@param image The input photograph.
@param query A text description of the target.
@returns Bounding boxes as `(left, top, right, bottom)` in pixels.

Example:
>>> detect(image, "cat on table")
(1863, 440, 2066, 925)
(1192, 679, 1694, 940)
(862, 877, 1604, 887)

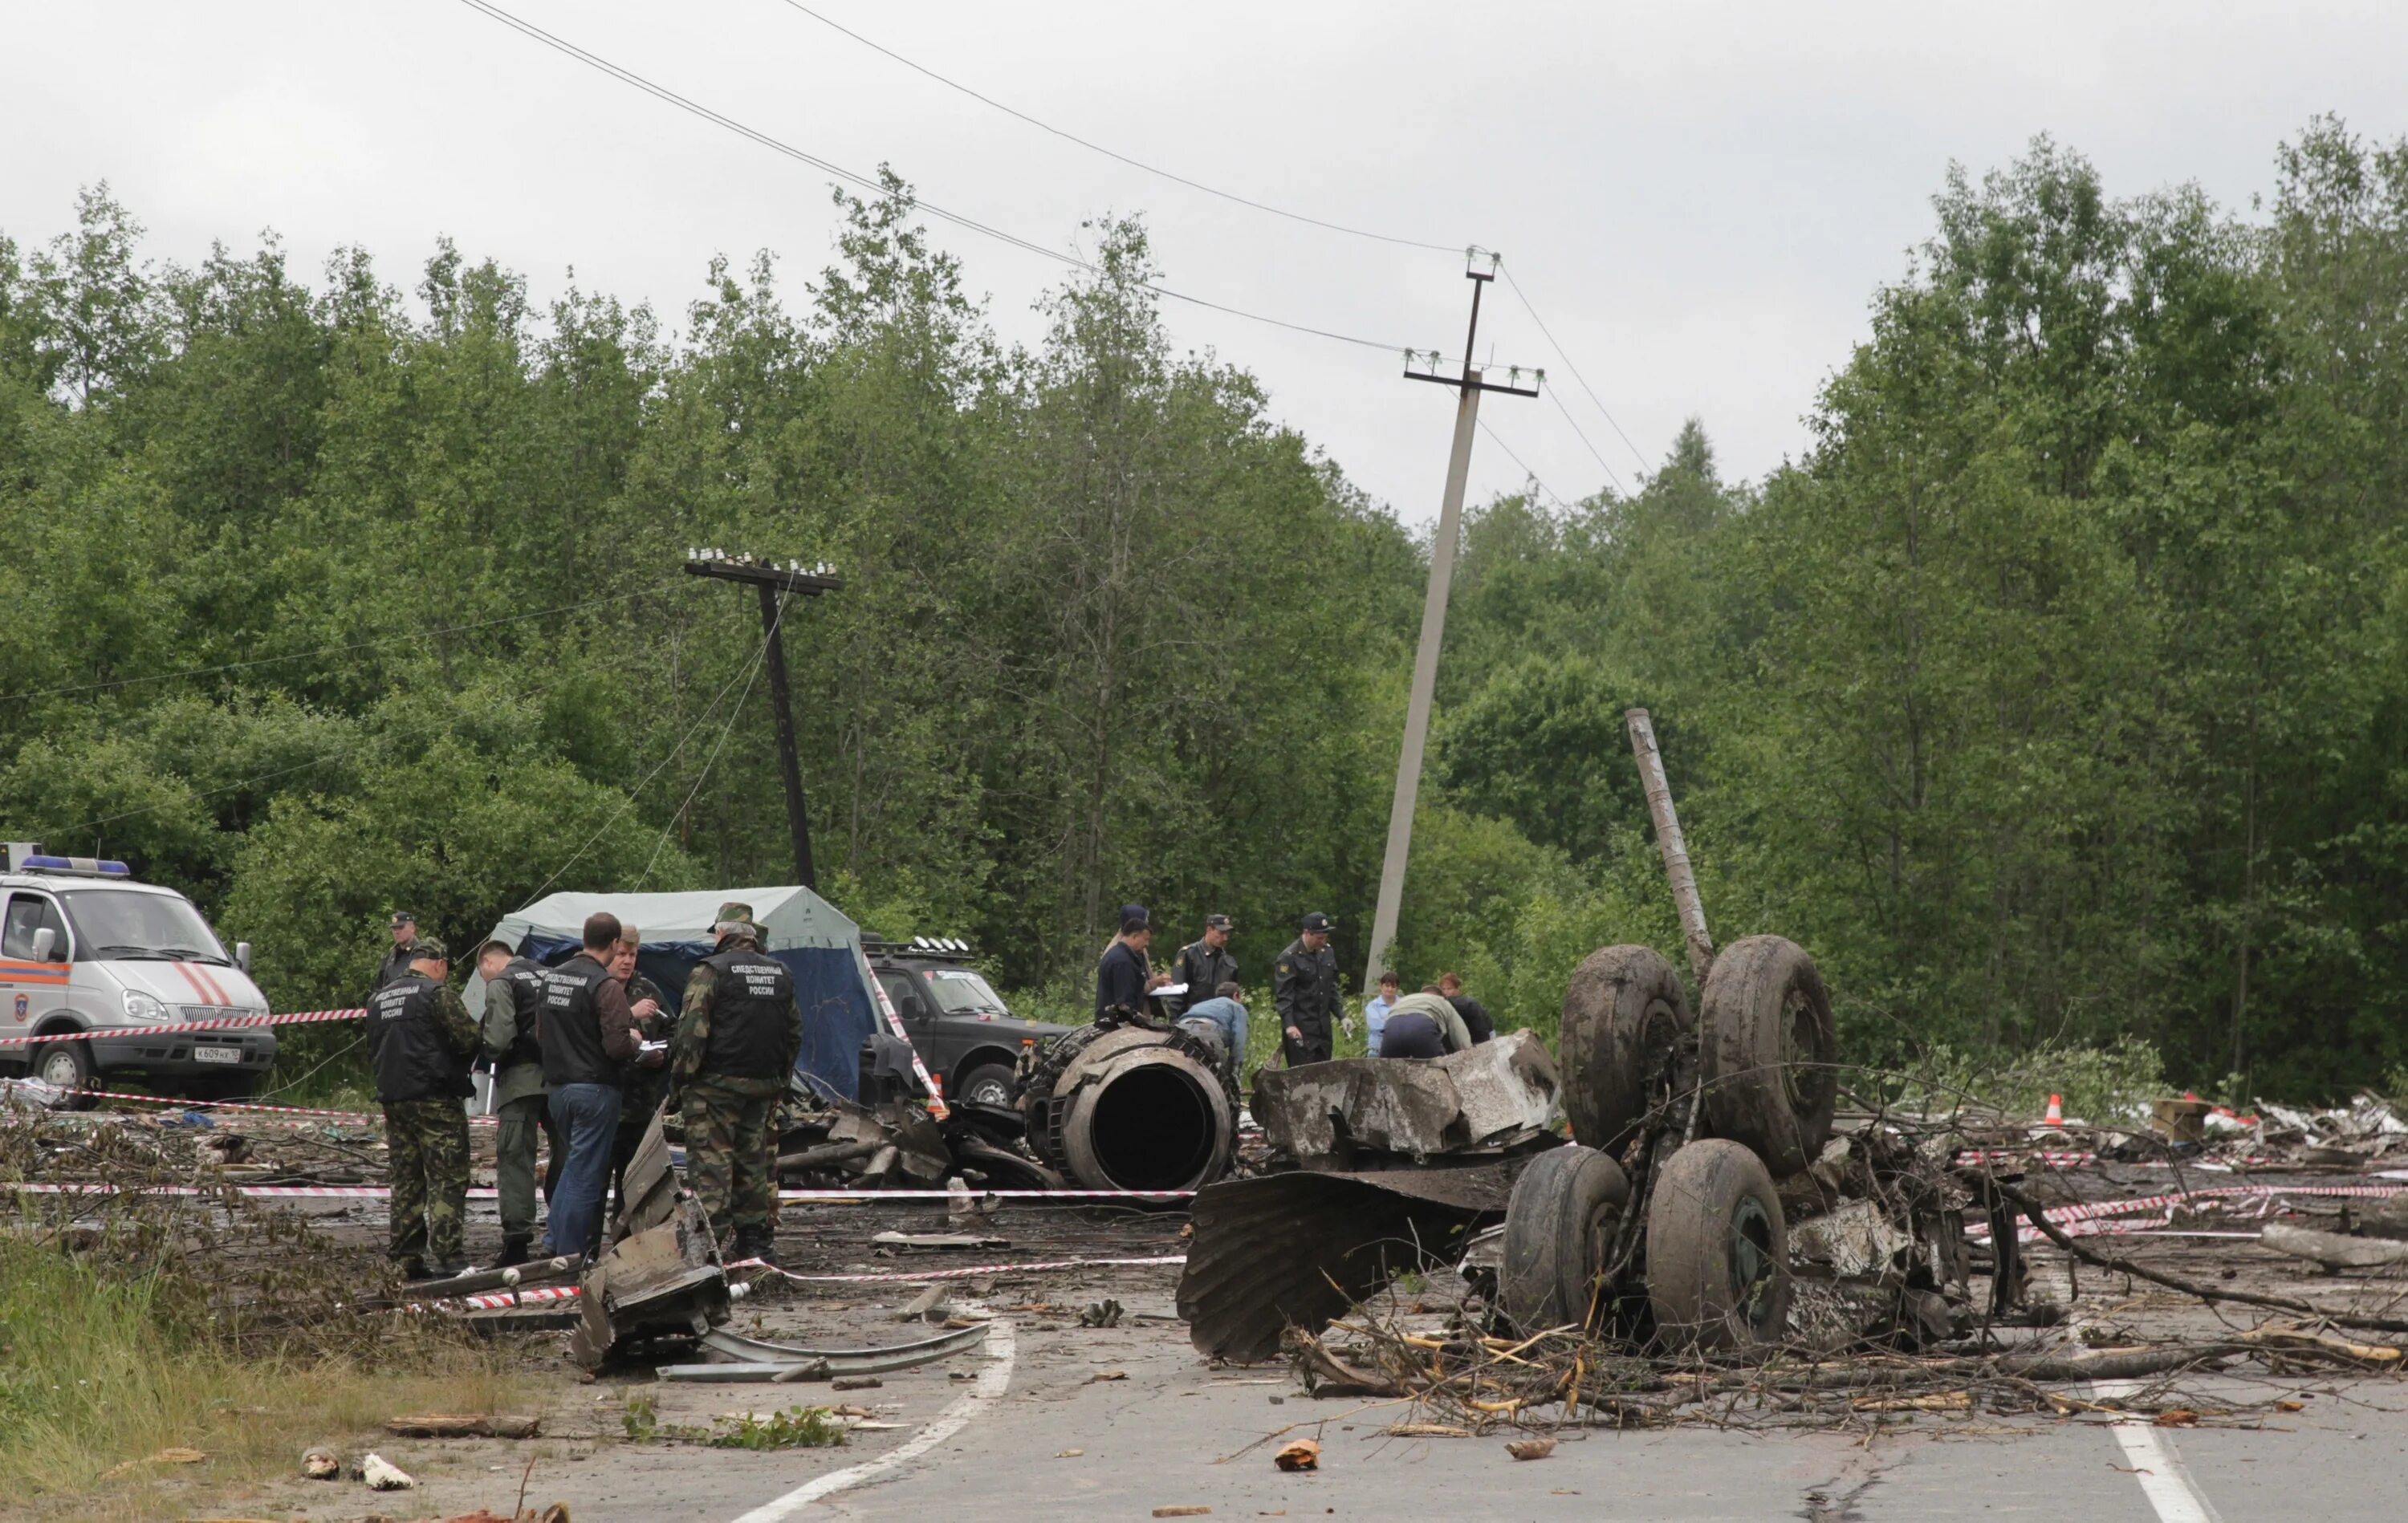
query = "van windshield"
(58, 888, 231, 964)
(923, 969, 1009, 1017)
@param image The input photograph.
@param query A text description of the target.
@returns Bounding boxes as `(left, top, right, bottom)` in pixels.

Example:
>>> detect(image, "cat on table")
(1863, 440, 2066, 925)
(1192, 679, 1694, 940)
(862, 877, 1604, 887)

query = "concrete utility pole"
(1361, 251, 1541, 994)
(681, 550, 843, 889)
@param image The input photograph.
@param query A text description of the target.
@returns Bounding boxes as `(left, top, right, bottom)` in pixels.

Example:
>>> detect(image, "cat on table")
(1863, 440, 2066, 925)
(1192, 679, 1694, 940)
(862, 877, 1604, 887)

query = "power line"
(636, 589, 786, 887)
(523, 613, 781, 901)
(1544, 381, 1628, 497)
(1474, 417, 1571, 511)
(1499, 263, 1652, 474)
(0, 581, 679, 704)
(455, 0, 1422, 357)
(765, 0, 1464, 256)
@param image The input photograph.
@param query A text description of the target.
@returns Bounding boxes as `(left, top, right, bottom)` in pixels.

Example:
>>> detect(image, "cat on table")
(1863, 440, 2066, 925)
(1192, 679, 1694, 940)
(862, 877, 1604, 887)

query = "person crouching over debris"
(605, 924, 673, 1246)
(539, 912, 640, 1264)
(1436, 971, 1496, 1045)
(672, 904, 803, 1267)
(1375, 987, 1473, 1060)
(1180, 981, 1250, 1064)
(365, 934, 479, 1278)
(478, 936, 561, 1269)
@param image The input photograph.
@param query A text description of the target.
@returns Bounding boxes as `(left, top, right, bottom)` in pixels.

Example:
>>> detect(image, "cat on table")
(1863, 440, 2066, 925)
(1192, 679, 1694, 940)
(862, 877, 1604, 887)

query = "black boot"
(496, 1234, 532, 1269)
(735, 1226, 782, 1269)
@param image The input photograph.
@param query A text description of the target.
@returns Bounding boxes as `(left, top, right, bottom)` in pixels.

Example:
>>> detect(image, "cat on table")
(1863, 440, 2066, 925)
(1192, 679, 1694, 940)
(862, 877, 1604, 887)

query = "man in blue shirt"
(1363, 970, 1401, 1056)
(1180, 981, 1250, 1065)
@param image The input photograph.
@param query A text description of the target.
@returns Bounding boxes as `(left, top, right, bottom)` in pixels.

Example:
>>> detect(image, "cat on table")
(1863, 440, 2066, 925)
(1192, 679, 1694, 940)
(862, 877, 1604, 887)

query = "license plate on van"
(193, 1046, 242, 1065)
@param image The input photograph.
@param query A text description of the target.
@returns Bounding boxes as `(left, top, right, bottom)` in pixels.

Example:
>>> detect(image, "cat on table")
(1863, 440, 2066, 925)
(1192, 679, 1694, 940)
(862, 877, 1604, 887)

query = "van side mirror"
(30, 927, 55, 962)
(235, 941, 253, 974)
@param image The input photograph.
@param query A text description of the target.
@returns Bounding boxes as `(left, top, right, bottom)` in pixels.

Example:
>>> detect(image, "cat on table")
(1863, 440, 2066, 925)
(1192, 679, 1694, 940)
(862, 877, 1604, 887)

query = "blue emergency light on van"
(18, 855, 131, 875)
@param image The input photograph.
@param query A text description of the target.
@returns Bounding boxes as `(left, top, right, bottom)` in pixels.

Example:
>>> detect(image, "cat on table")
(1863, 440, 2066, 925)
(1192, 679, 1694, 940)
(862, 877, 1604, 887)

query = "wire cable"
(635, 589, 786, 887)
(523, 606, 782, 900)
(1499, 264, 1652, 474)
(1544, 382, 1628, 497)
(0, 581, 678, 704)
(455, 0, 1421, 356)
(765, 0, 1464, 255)
(1474, 417, 1572, 511)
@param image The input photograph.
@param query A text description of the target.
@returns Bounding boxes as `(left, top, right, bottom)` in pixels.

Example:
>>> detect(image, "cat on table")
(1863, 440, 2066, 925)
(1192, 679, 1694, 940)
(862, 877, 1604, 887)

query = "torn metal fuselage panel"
(1251, 1030, 1561, 1163)
(1177, 1160, 1532, 1364)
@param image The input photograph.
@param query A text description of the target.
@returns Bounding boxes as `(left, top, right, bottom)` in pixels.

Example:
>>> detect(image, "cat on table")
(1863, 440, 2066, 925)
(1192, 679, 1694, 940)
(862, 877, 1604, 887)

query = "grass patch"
(621, 1392, 846, 1451)
(0, 1236, 524, 1520)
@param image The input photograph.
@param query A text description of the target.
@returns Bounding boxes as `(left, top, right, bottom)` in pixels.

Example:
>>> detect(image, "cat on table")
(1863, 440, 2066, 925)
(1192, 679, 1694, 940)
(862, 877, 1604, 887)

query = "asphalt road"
(698, 1282, 2408, 1523)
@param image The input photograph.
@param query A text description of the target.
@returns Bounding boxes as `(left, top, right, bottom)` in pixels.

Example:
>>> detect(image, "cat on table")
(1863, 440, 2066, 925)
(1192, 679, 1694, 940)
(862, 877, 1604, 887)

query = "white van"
(0, 843, 276, 1101)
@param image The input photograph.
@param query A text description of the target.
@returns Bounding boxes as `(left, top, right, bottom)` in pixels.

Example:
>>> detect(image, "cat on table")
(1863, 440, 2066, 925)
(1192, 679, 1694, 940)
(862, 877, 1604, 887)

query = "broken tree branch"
(1981, 1175, 2408, 1336)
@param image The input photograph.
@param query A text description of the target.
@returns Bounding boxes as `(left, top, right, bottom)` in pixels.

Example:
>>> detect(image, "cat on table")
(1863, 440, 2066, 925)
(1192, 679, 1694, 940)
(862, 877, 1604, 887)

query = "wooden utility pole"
(1360, 252, 1541, 994)
(681, 550, 842, 889)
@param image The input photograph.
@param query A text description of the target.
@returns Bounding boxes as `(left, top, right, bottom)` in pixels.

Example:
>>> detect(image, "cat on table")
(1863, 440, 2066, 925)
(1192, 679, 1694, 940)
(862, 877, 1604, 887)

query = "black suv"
(862, 936, 1072, 1108)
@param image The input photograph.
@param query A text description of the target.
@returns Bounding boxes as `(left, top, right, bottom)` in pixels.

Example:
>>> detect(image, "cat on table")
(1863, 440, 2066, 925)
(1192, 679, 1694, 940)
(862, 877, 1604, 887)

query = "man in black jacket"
(1167, 914, 1238, 1019)
(1274, 912, 1342, 1067)
(538, 912, 639, 1262)
(365, 935, 479, 1277)
(372, 911, 420, 992)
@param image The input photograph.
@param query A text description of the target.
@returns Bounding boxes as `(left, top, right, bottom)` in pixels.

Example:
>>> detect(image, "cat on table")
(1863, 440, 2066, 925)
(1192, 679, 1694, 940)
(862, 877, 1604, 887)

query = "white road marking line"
(723, 1306, 1016, 1523)
(2092, 1379, 2226, 1523)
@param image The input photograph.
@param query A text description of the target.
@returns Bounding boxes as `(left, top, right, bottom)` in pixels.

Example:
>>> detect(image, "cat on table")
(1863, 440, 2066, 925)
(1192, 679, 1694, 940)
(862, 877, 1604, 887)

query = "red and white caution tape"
(728, 1253, 1188, 1284)
(0, 1006, 366, 1046)
(407, 1282, 584, 1313)
(4, 1180, 1190, 1204)
(4, 1180, 500, 1200)
(65, 1085, 500, 1126)
(1967, 1181, 2408, 1244)
(1955, 1151, 2098, 1167)
(862, 970, 950, 1121)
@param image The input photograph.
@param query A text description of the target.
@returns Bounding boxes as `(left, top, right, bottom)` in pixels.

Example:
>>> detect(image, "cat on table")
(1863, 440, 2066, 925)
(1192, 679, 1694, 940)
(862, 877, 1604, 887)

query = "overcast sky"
(6, 1, 2406, 525)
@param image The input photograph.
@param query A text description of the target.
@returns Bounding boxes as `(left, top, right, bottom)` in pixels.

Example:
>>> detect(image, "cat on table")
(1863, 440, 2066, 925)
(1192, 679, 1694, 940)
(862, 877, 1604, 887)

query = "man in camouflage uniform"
(477, 936, 563, 1267)
(365, 934, 479, 1277)
(672, 902, 802, 1266)
(604, 924, 673, 1241)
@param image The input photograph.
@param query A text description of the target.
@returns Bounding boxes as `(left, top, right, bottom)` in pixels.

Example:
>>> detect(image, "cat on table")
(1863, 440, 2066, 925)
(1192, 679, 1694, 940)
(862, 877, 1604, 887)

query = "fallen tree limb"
(2234, 1326, 2404, 1366)
(1979, 1175, 2408, 1335)
(1995, 1342, 2243, 1382)
(385, 1413, 541, 1439)
(2261, 1223, 2408, 1272)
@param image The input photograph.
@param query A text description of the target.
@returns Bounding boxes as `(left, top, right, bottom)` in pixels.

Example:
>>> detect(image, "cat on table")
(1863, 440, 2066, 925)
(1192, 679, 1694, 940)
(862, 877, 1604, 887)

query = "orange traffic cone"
(2043, 1094, 2064, 1127)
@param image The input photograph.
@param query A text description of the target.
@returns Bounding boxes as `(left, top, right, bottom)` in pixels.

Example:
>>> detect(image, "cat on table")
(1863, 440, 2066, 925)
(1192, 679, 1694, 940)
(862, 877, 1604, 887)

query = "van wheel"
(35, 1038, 97, 1110)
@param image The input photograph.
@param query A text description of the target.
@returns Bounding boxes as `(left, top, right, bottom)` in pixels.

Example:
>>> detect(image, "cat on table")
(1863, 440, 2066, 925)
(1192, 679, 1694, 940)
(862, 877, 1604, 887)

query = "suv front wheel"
(953, 1061, 1017, 1109)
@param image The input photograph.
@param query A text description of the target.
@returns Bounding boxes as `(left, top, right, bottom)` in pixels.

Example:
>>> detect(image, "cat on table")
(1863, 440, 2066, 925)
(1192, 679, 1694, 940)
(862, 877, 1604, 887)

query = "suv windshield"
(922, 968, 1009, 1017)
(58, 888, 230, 963)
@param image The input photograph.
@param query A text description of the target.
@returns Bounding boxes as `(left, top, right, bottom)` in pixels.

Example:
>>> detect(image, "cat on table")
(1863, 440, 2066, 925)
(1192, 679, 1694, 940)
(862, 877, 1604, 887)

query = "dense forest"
(1, 122, 2403, 1099)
